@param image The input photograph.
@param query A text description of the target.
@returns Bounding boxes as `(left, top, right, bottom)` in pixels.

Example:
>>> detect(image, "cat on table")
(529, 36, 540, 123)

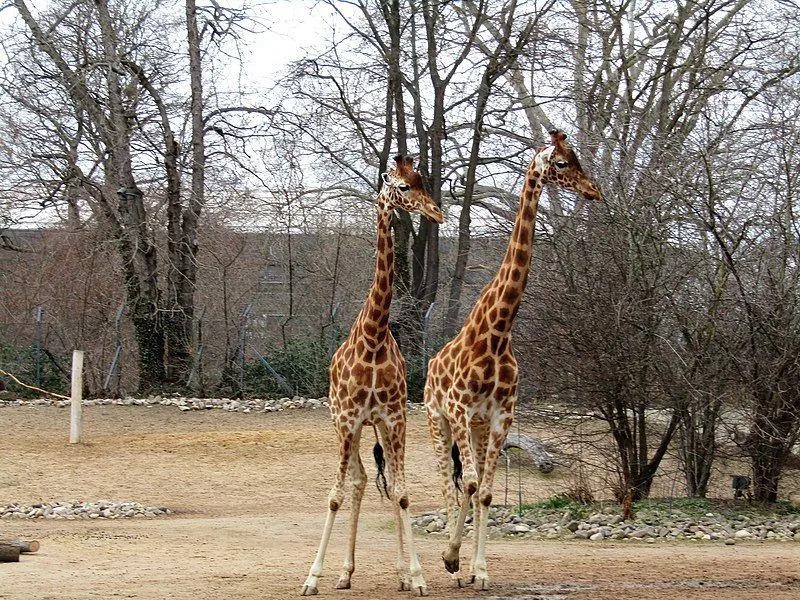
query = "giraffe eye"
(554, 160, 568, 169)
(398, 184, 410, 192)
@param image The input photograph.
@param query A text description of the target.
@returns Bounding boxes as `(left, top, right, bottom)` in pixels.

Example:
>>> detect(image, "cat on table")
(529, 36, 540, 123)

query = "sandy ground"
(1, 405, 799, 599)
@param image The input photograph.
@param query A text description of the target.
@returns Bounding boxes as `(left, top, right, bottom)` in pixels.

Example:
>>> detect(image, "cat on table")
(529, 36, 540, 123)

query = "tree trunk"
(608, 403, 680, 501)
(131, 310, 166, 392)
(751, 448, 781, 503)
(159, 0, 207, 387)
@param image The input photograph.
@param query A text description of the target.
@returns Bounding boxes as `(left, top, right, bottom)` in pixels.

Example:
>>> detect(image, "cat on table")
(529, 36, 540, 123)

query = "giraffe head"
(380, 155, 444, 223)
(535, 130, 602, 201)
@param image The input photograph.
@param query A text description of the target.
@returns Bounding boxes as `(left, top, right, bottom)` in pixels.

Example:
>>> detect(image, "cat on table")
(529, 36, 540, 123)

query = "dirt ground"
(1, 405, 799, 600)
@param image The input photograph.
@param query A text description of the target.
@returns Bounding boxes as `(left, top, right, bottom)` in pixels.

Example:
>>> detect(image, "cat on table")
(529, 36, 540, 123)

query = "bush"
(242, 337, 330, 398)
(0, 342, 69, 398)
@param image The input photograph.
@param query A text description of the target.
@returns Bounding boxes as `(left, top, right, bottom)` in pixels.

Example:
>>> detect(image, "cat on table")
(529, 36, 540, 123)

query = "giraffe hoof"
(443, 554, 460, 574)
(473, 576, 490, 591)
(398, 578, 411, 591)
(335, 576, 351, 589)
(300, 584, 318, 596)
(414, 585, 429, 597)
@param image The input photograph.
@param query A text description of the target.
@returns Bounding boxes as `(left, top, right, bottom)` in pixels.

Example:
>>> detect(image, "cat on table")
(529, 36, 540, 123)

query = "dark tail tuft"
(373, 442, 390, 499)
(451, 442, 463, 492)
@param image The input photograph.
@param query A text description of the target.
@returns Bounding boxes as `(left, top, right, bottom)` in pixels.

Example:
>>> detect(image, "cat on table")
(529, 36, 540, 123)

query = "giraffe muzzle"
(423, 205, 444, 224)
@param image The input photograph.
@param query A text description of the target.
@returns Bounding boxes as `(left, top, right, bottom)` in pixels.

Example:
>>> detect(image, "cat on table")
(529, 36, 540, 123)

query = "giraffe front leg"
(300, 428, 353, 595)
(377, 423, 411, 591)
(301, 506, 336, 596)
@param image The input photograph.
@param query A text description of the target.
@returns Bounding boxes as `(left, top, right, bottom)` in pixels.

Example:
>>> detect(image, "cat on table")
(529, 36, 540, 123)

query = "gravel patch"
(1, 501, 171, 520)
(0, 394, 429, 414)
(412, 504, 800, 544)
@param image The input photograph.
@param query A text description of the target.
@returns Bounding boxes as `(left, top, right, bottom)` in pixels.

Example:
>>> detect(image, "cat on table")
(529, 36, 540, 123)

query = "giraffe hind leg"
(468, 423, 490, 586)
(471, 409, 515, 591)
(380, 420, 428, 596)
(425, 409, 459, 533)
(442, 409, 479, 579)
(377, 423, 411, 591)
(335, 427, 365, 590)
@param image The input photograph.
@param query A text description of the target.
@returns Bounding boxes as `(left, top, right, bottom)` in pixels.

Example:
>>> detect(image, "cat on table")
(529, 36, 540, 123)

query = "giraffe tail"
(372, 426, 390, 499)
(451, 442, 463, 492)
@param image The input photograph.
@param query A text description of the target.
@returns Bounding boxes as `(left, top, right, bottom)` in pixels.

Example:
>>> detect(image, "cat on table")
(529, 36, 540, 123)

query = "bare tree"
(508, 0, 800, 500)
(2, 0, 266, 391)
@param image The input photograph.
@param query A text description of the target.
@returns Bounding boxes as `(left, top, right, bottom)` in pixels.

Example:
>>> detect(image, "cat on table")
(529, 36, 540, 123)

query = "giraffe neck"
(477, 160, 544, 334)
(356, 195, 394, 342)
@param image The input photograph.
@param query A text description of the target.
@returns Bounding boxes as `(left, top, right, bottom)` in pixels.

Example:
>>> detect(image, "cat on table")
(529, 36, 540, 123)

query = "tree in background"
(511, 0, 800, 500)
(1, 0, 266, 391)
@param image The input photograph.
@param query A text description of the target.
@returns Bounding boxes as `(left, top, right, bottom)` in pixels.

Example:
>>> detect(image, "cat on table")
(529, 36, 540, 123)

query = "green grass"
(516, 497, 592, 519)
(510, 496, 800, 521)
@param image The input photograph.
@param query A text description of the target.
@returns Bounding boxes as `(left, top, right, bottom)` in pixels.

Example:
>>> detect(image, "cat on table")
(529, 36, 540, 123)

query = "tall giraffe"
(424, 130, 601, 590)
(301, 155, 443, 597)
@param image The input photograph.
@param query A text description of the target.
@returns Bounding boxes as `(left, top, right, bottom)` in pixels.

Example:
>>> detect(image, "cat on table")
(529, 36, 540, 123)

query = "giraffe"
(301, 155, 443, 597)
(423, 130, 601, 590)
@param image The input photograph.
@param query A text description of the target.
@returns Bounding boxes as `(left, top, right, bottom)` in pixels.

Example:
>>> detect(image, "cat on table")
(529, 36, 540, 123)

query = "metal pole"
(517, 410, 523, 515)
(34, 307, 43, 386)
(238, 304, 252, 394)
(249, 344, 294, 396)
(103, 305, 124, 395)
(504, 451, 510, 507)
(328, 302, 340, 360)
(422, 302, 435, 381)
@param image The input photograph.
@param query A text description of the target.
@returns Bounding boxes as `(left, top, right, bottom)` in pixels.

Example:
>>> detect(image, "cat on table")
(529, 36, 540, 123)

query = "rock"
(500, 523, 519, 535)
(725, 538, 736, 545)
(566, 520, 580, 532)
(589, 532, 605, 541)
(734, 529, 752, 539)
(425, 520, 444, 533)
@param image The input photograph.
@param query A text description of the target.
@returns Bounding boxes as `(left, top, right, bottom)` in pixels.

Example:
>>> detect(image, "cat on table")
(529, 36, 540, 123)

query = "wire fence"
(0, 300, 446, 400)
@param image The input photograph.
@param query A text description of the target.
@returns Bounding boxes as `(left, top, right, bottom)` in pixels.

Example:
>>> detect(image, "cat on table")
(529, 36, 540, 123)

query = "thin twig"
(0, 369, 69, 400)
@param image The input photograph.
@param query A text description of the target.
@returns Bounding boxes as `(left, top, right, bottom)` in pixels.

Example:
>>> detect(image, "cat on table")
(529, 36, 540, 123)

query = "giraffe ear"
(549, 129, 567, 144)
(403, 156, 415, 168)
(393, 154, 404, 166)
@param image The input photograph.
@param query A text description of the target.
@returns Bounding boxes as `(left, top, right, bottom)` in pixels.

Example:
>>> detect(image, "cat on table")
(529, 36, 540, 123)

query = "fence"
(0, 299, 447, 400)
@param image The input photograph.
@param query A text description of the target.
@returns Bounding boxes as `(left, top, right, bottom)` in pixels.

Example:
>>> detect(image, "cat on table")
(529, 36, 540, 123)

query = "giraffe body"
(301, 156, 442, 597)
(424, 131, 601, 590)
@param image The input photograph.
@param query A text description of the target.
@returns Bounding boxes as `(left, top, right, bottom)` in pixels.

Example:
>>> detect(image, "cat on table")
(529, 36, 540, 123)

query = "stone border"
(0, 395, 330, 413)
(2, 501, 171, 520)
(412, 505, 800, 544)
(0, 395, 431, 414)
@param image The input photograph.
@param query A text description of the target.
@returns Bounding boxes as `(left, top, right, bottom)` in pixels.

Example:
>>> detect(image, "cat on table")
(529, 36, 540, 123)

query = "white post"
(70, 350, 84, 444)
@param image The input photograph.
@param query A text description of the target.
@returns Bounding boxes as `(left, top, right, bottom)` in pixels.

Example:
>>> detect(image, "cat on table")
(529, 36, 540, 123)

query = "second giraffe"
(424, 130, 601, 590)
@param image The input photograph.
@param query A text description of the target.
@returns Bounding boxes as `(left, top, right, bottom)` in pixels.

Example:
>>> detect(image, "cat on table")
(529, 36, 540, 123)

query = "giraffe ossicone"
(423, 129, 601, 591)
(300, 154, 442, 597)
